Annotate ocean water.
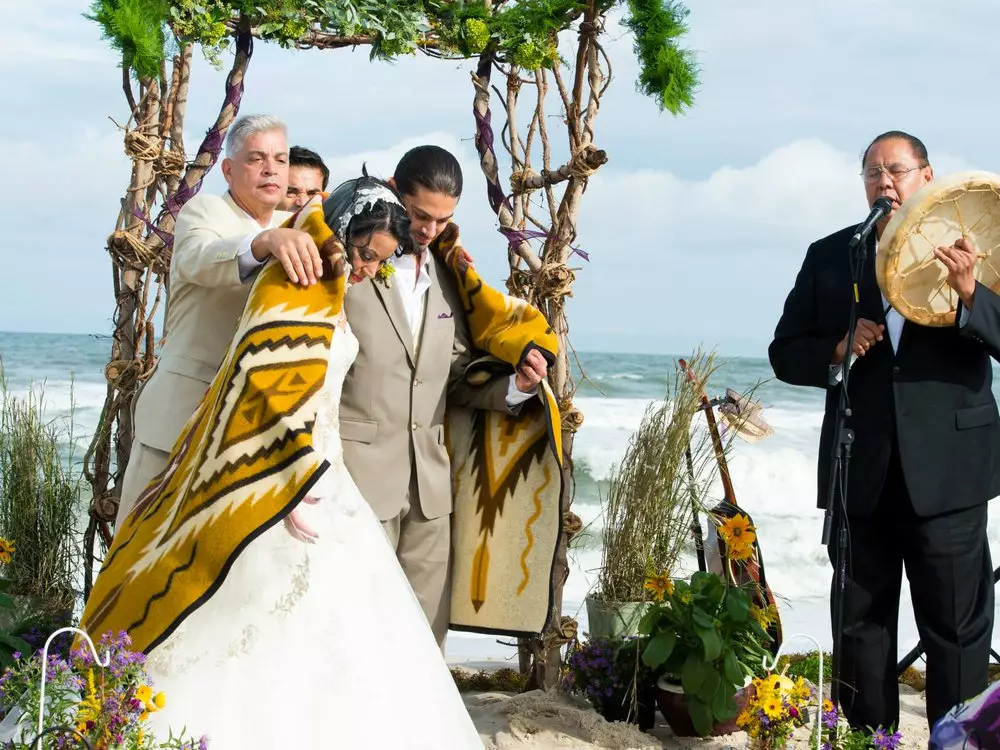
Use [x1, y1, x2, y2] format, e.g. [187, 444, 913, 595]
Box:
[2, 330, 1000, 667]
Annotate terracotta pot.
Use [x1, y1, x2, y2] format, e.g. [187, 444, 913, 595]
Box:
[654, 678, 753, 737]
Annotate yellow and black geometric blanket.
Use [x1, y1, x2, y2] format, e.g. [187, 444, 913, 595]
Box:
[79, 200, 345, 654]
[79, 203, 563, 653]
[432, 224, 564, 637]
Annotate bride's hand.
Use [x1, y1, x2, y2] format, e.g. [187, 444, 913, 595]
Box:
[284, 495, 320, 543]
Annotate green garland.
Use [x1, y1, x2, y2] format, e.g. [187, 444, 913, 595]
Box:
[85, 0, 698, 111]
[622, 0, 699, 114]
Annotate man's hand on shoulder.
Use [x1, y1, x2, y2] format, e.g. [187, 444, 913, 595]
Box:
[251, 228, 323, 285]
[514, 349, 548, 392]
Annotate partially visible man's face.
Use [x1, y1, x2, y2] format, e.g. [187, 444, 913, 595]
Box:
[279, 165, 325, 211]
[862, 138, 933, 232]
[399, 185, 459, 250]
[221, 129, 288, 219]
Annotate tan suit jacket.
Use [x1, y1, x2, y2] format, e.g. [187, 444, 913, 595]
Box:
[341, 254, 509, 522]
[132, 192, 291, 453]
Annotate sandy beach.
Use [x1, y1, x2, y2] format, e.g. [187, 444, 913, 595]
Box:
[463, 684, 931, 749]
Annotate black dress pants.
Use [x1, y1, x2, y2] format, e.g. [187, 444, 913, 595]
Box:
[829, 446, 994, 730]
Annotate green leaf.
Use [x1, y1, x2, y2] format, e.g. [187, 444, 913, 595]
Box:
[691, 606, 713, 629]
[714, 686, 739, 721]
[0, 592, 14, 610]
[642, 630, 676, 669]
[722, 649, 742, 686]
[725, 590, 749, 622]
[680, 654, 705, 696]
[695, 626, 722, 661]
[0, 632, 30, 652]
[695, 669, 720, 704]
[687, 696, 714, 737]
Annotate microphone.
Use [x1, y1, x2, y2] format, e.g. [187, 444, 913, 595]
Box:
[849, 196, 893, 248]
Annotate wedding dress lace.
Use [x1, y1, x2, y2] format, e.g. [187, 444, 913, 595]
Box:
[145, 317, 483, 749]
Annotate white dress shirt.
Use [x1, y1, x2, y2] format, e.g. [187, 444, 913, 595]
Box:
[393, 252, 535, 406]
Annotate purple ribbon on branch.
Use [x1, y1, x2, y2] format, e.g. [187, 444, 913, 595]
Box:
[497, 227, 590, 262]
[473, 53, 590, 263]
[148, 32, 254, 247]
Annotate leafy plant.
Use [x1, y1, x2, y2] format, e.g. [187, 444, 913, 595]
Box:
[815, 700, 903, 750]
[0, 372, 82, 619]
[638, 570, 772, 736]
[595, 352, 723, 603]
[562, 636, 648, 723]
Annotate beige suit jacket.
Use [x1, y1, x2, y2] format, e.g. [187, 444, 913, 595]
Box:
[132, 192, 291, 453]
[341, 254, 510, 521]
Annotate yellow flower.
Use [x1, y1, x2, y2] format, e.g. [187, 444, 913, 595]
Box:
[135, 684, 152, 706]
[823, 699, 834, 713]
[152, 691, 166, 709]
[791, 676, 811, 703]
[737, 708, 753, 728]
[762, 695, 783, 719]
[0, 537, 15, 564]
[750, 605, 771, 628]
[643, 571, 674, 602]
[678, 591, 693, 605]
[375, 262, 395, 283]
[718, 514, 756, 551]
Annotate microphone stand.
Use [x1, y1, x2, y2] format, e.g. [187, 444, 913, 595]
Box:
[821, 231, 867, 737]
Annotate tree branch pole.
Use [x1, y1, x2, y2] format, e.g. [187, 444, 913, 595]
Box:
[82, 27, 253, 600]
[470, 4, 607, 688]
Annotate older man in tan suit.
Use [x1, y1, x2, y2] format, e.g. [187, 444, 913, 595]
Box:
[114, 115, 324, 530]
[342, 145, 549, 648]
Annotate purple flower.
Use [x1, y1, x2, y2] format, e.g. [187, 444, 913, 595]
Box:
[873, 726, 902, 749]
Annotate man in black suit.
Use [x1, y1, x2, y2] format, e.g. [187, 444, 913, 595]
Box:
[769, 130, 1000, 731]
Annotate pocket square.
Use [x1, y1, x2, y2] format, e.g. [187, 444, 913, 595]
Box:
[438, 312, 454, 319]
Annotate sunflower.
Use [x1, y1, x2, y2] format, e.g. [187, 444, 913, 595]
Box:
[0, 537, 15, 565]
[762, 695, 784, 719]
[718, 514, 756, 547]
[643, 571, 674, 601]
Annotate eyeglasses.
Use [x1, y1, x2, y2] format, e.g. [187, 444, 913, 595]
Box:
[860, 164, 926, 184]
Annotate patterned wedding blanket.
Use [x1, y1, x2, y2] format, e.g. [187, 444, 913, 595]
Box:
[432, 224, 563, 637]
[80, 205, 563, 653]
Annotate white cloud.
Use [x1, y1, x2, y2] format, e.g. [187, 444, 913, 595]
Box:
[0, 0, 113, 68]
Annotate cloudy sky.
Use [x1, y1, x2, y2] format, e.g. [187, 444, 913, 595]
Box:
[3, 0, 999, 356]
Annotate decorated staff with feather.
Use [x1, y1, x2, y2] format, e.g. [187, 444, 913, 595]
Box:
[79, 175, 489, 747]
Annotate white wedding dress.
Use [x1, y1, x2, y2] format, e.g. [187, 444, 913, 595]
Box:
[145, 317, 483, 749]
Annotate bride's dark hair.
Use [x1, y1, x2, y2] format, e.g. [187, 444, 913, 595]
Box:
[323, 165, 415, 258]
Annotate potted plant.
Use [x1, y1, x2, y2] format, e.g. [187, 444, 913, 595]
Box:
[589, 353, 723, 638]
[637, 567, 772, 737]
[562, 636, 657, 729]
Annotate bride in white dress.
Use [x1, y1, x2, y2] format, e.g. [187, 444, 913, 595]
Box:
[144, 176, 483, 749]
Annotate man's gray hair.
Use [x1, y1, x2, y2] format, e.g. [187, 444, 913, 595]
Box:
[225, 114, 287, 157]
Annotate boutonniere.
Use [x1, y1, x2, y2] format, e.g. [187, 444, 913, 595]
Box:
[375, 260, 395, 288]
